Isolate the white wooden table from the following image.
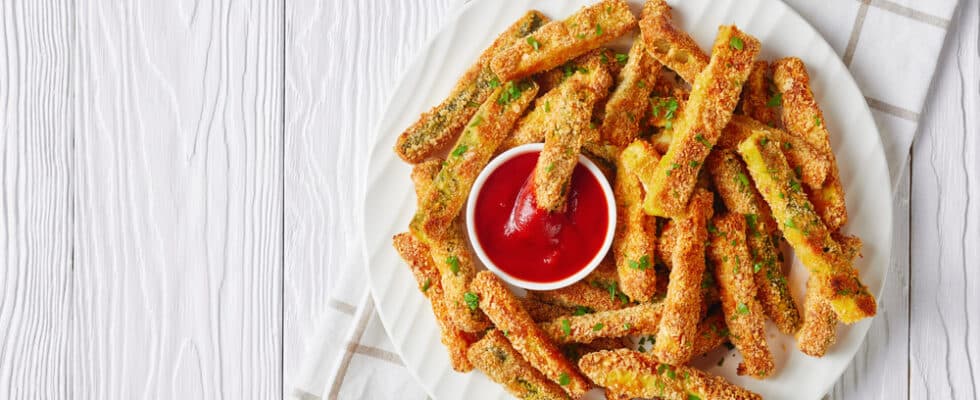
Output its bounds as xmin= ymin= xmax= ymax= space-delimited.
xmin=0 ymin=0 xmax=976 ymax=398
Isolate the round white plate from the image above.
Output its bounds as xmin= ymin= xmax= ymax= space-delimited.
xmin=363 ymin=0 xmax=892 ymax=399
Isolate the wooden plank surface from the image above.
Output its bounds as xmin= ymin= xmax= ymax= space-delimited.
xmin=71 ymin=0 xmax=282 ymax=398
xmin=0 ymin=0 xmax=74 ymax=398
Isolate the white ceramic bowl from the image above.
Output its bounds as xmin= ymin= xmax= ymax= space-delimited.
xmin=465 ymin=143 xmax=617 ymax=291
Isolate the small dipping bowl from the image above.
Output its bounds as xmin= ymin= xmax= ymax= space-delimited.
xmin=466 ymin=143 xmax=617 ymax=291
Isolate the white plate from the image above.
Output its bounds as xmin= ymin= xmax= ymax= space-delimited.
xmin=363 ymin=0 xmax=892 ymax=399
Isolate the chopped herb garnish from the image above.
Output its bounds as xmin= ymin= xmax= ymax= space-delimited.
xmin=624 ymin=323 xmax=632 ymax=330
xmin=573 ymin=305 xmax=594 ymax=316
xmin=753 ymin=263 xmax=762 ymax=273
xmin=592 ymin=323 xmax=604 ymax=331
xmin=615 ymin=53 xmax=628 ymax=65
xmin=464 ymin=292 xmax=479 ymax=311
xmin=737 ymin=302 xmax=750 ymax=315
xmin=782 ymin=141 xmax=792 ymax=150
xmin=666 ymin=163 xmax=681 ymax=176
xmin=767 ymin=92 xmax=783 ymax=107
xmin=789 ymin=179 xmax=802 ymax=193
xmin=815 ymin=116 xmax=822 ymax=126
xmin=689 ymin=160 xmax=700 ymax=168
xmin=736 ymin=172 xmax=750 ymax=189
xmin=489 ymin=77 xmax=501 ymax=88
xmin=595 ymin=23 xmax=603 ymax=36
xmin=760 ymin=137 xmax=770 ymax=146
xmin=451 ymin=144 xmax=468 ymax=157
xmin=544 ymin=100 xmax=551 ymax=112
xmin=729 ymin=36 xmax=744 ymax=50
xmin=628 ymin=255 xmax=652 ymax=270
xmin=546 ymin=163 xmax=555 ymax=172
xmin=526 ymin=36 xmax=540 ymax=51
xmin=744 ymin=213 xmax=759 ymax=234
xmin=576 ymin=33 xmax=586 ymax=40
xmin=561 ymin=319 xmax=571 ymax=336
xmin=688 ymin=394 xmax=702 ymax=400
xmin=695 ymin=134 xmax=711 ymax=148
xmin=600 ymin=52 xmax=609 ymax=64
xmin=559 ymin=373 xmax=570 ymax=386
xmin=785 ymin=218 xmax=796 ymax=229
xmin=447 ymin=255 xmax=460 ymax=275
xmin=421 ymin=278 xmax=431 ymax=292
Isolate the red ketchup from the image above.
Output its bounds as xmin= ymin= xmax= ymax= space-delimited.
xmin=473 ymin=151 xmax=609 ymax=283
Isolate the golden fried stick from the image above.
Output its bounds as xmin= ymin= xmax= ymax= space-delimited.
xmin=395 ymin=12 xmax=547 ymax=163
xmin=654 ymin=189 xmax=713 ymax=365
xmin=638 ymin=0 xmax=710 ymax=85
xmin=644 ymin=26 xmax=759 ymax=217
xmin=599 ymin=39 xmax=661 ymax=147
xmin=798 ymin=235 xmax=863 ymax=357
xmin=392 ymin=233 xmax=474 ymax=372
xmin=468 ymin=330 xmax=570 ymax=400
xmin=707 ymin=213 xmax=774 ymax=379
xmin=613 ymin=141 xmax=660 ymax=302
xmin=427 ymin=219 xmax=491 ymax=332
xmin=706 ymin=148 xmax=801 ymax=334
xmin=520 ymin=297 xmax=575 ymax=323
xmin=411 ymin=159 xmax=441 ymax=207
xmin=502 ymin=50 xmax=615 ymax=153
xmin=541 ymin=303 xmax=663 ymax=345
xmin=738 ymin=61 xmax=779 ymax=126
xmin=718 ymin=115 xmax=831 ymax=190
xmin=471 ymin=271 xmax=591 ymax=397
xmin=737 ymin=132 xmax=876 ymax=323
xmin=535 ymin=48 xmax=621 ymax=94
xmin=534 ymin=65 xmax=614 ymax=212
xmin=772 ymin=57 xmax=847 ymax=230
xmin=411 ymin=81 xmax=539 ymax=242
xmin=491 ymin=0 xmax=636 ymax=82
xmin=528 ymin=279 xmax=629 ymax=312
xmin=657 ymin=219 xmax=676 ymax=269
xmin=579 ymin=349 xmax=762 ymax=400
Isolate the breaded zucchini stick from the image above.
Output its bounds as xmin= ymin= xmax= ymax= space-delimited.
xmin=638 ymin=0 xmax=710 ymax=85
xmin=392 ymin=233 xmax=473 ymax=372
xmin=719 ymin=115 xmax=831 ymax=190
xmin=491 ymin=0 xmax=637 ymax=81
xmin=528 ymin=279 xmax=628 ymax=312
xmin=739 ymin=61 xmax=779 ymax=126
xmin=520 ymin=297 xmax=575 ymax=323
xmin=737 ymin=132 xmax=876 ymax=323
xmin=654 ymin=189 xmax=713 ymax=365
xmin=427 ymin=219 xmax=491 ymax=332
xmin=706 ymin=148 xmax=801 ymax=334
xmin=772 ymin=57 xmax=847 ymax=230
xmin=579 ymin=349 xmax=762 ymax=400
xmin=468 ymin=330 xmax=570 ymax=400
xmin=395 ymin=12 xmax=547 ymax=163
xmin=644 ymin=26 xmax=759 ymax=217
xmin=798 ymin=235 xmax=863 ymax=357
xmin=471 ymin=271 xmax=591 ymax=397
xmin=599 ymin=39 xmax=661 ymax=147
xmin=613 ymin=140 xmax=661 ymax=302
xmin=657 ymin=218 xmax=676 ymax=269
xmin=541 ymin=303 xmax=663 ymax=345
xmin=707 ymin=213 xmax=774 ymax=379
xmin=411 ymin=159 xmax=441 ymax=207
xmin=411 ymin=81 xmax=539 ymax=242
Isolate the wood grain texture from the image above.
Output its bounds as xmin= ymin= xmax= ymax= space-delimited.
xmin=0 ymin=0 xmax=73 ymax=398
xmin=283 ymin=0 xmax=454 ymax=396
xmin=72 ymin=0 xmax=282 ymax=398
xmin=910 ymin=0 xmax=980 ymax=399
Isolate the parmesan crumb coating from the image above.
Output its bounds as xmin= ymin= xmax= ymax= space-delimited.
xmin=644 ymin=26 xmax=759 ymax=218
xmin=471 ymin=271 xmax=591 ymax=397
xmin=737 ymin=133 xmax=875 ymax=323
xmin=599 ymin=39 xmax=661 ymax=147
xmin=411 ymin=81 xmax=539 ymax=243
xmin=520 ymin=297 xmax=575 ymax=323
xmin=707 ymin=214 xmax=774 ymax=379
xmin=468 ymin=330 xmax=570 ymax=400
xmin=638 ymin=0 xmax=710 ymax=85
xmin=706 ymin=148 xmax=801 ymax=334
xmin=738 ymin=61 xmax=779 ymax=126
xmin=491 ymin=0 xmax=636 ymax=81
xmin=427 ymin=219 xmax=491 ymax=332
xmin=772 ymin=57 xmax=847 ymax=230
xmin=579 ymin=349 xmax=762 ymax=400
xmin=798 ymin=235 xmax=863 ymax=356
xmin=541 ymin=303 xmax=663 ymax=344
xmin=614 ymin=141 xmax=661 ymax=302
xmin=528 ymin=278 xmax=629 ymax=312
xmin=392 ymin=233 xmax=474 ymax=372
xmin=654 ymin=189 xmax=713 ymax=365
xmin=395 ymin=11 xmax=547 ymax=163
xmin=719 ymin=115 xmax=831 ymax=190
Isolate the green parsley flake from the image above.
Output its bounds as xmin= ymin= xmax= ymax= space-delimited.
xmin=729 ymin=36 xmax=744 ymax=50
xmin=628 ymin=255 xmax=652 ymax=270
xmin=451 ymin=144 xmax=468 ymax=157
xmin=615 ymin=53 xmax=628 ymax=65
xmin=592 ymin=323 xmax=604 ymax=331
xmin=689 ymin=394 xmax=702 ymax=400
xmin=600 ymin=52 xmax=609 ymax=64
xmin=489 ymin=77 xmax=501 ymax=88
xmin=559 ymin=372 xmax=570 ymax=386
xmin=695 ymin=134 xmax=711 ymax=148
xmin=737 ymin=302 xmax=750 ymax=315
xmin=736 ymin=172 xmax=750 ymax=189
xmin=785 ymin=218 xmax=797 ymax=229
xmin=573 ymin=305 xmax=594 ymax=316
xmin=689 ymin=160 xmax=700 ymax=168
xmin=544 ymin=100 xmax=551 ymax=112
xmin=767 ymin=92 xmax=783 ymax=107
xmin=526 ymin=36 xmax=540 ymax=51
xmin=421 ymin=278 xmax=431 ymax=293
xmin=447 ymin=255 xmax=460 ymax=275
xmin=744 ymin=213 xmax=759 ymax=233
xmin=595 ymin=23 xmax=603 ymax=36
xmin=561 ymin=319 xmax=571 ymax=336
xmin=546 ymin=163 xmax=555 ymax=172
xmin=754 ymin=263 xmax=762 ymax=273
xmin=624 ymin=323 xmax=632 ymax=330
xmin=464 ymin=292 xmax=479 ymax=311
xmin=815 ymin=116 xmax=822 ymax=126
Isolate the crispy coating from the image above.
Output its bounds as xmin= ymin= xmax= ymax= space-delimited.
xmin=534 ymin=48 xmax=620 ymax=97
xmin=392 ymin=233 xmax=474 ymax=372
xmin=738 ymin=61 xmax=779 ymax=126
xmin=528 ymin=279 xmax=629 ymax=312
xmin=491 ymin=0 xmax=637 ymax=81
xmin=599 ymin=39 xmax=661 ymax=147
xmin=395 ymin=12 xmax=548 ymax=163
xmin=654 ymin=189 xmax=713 ymax=365
xmin=541 ymin=303 xmax=663 ymax=344
xmin=737 ymin=133 xmax=876 ymax=323
xmin=719 ymin=115 xmax=831 ymax=190
xmin=614 ymin=141 xmax=661 ymax=302
xmin=644 ymin=26 xmax=759 ymax=217
xmin=428 ymin=220 xmax=491 ymax=332
xmin=706 ymin=148 xmax=801 ymax=334
xmin=772 ymin=57 xmax=847 ymax=230
xmin=471 ymin=271 xmax=591 ymax=397
xmin=503 ymin=50 xmax=616 ymax=153
xmin=411 ymin=81 xmax=539 ymax=242
xmin=520 ymin=297 xmax=575 ymax=322
xmin=579 ymin=349 xmax=762 ymax=400
xmin=411 ymin=159 xmax=441 ymax=206
xmin=657 ymin=219 xmax=676 ymax=269
xmin=707 ymin=214 xmax=774 ymax=379
xmin=468 ymin=330 xmax=570 ymax=400
xmin=797 ymin=235 xmax=863 ymax=357
xmin=692 ymin=311 xmax=731 ymax=357
xmin=638 ymin=0 xmax=710 ymax=85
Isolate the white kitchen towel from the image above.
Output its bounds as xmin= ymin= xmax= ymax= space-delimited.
xmin=295 ymin=0 xmax=960 ymax=398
